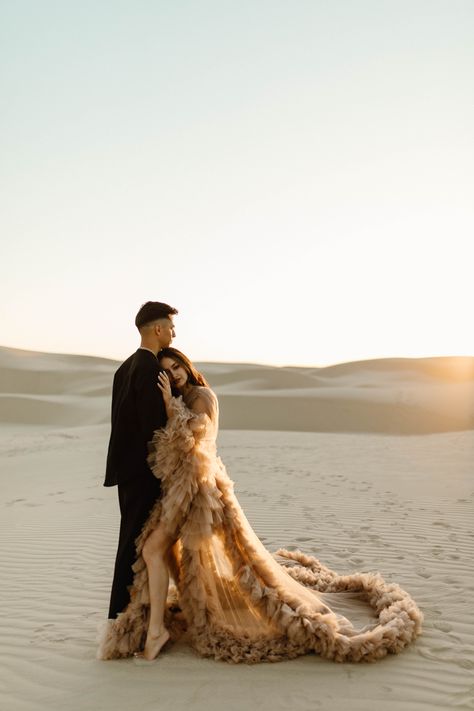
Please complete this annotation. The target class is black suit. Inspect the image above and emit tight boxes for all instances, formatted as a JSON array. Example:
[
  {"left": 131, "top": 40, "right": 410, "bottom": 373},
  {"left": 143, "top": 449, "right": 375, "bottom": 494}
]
[{"left": 104, "top": 348, "right": 166, "bottom": 618}]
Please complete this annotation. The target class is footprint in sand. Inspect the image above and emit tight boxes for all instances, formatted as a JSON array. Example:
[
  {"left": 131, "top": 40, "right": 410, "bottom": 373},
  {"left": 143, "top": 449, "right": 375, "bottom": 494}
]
[
  {"left": 418, "top": 645, "right": 453, "bottom": 663},
  {"left": 442, "top": 576, "right": 461, "bottom": 585},
  {"left": 458, "top": 659, "right": 474, "bottom": 670},
  {"left": 434, "top": 621, "right": 452, "bottom": 633},
  {"left": 416, "top": 568, "right": 432, "bottom": 579},
  {"left": 420, "top": 645, "right": 473, "bottom": 671}
]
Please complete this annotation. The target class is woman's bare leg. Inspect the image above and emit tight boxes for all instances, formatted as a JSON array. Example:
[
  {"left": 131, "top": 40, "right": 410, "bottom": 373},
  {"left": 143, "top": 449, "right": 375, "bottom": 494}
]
[{"left": 141, "top": 522, "right": 174, "bottom": 659}]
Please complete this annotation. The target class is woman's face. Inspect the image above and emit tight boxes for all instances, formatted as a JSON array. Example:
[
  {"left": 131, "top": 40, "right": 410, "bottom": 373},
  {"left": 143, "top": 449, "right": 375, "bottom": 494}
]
[{"left": 160, "top": 356, "right": 189, "bottom": 390}]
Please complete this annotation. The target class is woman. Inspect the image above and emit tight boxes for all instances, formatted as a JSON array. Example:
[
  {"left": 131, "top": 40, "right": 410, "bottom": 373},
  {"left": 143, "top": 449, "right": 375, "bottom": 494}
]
[{"left": 97, "top": 348, "right": 422, "bottom": 664}]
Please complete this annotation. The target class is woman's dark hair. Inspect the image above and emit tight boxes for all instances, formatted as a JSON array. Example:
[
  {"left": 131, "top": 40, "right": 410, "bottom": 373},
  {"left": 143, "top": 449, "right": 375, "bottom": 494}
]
[{"left": 158, "top": 347, "right": 209, "bottom": 387}]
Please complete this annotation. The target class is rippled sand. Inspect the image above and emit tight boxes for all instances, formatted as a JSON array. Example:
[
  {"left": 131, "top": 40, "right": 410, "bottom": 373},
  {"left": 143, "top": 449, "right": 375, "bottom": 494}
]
[{"left": 1, "top": 346, "right": 473, "bottom": 710}]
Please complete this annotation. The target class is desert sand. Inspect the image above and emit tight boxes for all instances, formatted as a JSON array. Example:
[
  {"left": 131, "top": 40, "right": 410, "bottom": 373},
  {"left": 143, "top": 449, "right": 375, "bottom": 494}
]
[{"left": 0, "top": 345, "right": 473, "bottom": 710}]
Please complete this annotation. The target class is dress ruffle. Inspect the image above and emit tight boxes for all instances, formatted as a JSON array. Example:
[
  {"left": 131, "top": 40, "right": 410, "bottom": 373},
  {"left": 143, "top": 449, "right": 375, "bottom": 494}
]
[{"left": 97, "top": 391, "right": 423, "bottom": 663}]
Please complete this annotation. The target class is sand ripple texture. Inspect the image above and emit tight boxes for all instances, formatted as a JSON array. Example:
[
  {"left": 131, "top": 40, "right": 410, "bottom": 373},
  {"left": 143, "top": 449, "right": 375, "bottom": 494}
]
[{"left": 1, "top": 422, "right": 473, "bottom": 711}]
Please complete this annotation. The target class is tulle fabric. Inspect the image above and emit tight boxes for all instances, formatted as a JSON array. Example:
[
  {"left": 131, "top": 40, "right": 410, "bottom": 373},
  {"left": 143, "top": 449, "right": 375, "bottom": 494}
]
[{"left": 97, "top": 387, "right": 422, "bottom": 663}]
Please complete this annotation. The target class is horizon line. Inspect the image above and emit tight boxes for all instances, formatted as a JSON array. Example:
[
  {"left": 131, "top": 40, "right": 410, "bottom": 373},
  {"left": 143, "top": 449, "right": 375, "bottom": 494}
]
[{"left": 1, "top": 342, "right": 473, "bottom": 370}]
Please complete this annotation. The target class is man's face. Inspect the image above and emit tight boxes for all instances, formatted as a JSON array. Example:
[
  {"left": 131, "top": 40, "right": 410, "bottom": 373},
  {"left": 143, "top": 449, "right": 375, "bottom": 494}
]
[{"left": 157, "top": 316, "right": 176, "bottom": 348}]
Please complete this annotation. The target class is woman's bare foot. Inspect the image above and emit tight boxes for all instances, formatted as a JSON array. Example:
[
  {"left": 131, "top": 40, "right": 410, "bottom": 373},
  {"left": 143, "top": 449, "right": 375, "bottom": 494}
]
[{"left": 142, "top": 627, "right": 170, "bottom": 661}]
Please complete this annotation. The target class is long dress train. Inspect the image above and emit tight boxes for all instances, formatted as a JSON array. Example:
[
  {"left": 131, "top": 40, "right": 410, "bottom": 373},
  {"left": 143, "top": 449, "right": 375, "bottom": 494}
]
[{"left": 97, "top": 387, "right": 422, "bottom": 663}]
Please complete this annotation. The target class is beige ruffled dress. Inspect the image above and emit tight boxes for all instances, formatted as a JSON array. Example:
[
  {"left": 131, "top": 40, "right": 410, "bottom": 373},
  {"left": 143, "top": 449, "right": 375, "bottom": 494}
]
[{"left": 97, "top": 386, "right": 422, "bottom": 663}]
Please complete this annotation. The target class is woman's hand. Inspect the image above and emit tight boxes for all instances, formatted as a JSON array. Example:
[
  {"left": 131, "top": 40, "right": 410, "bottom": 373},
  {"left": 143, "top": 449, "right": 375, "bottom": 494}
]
[{"left": 157, "top": 371, "right": 173, "bottom": 410}]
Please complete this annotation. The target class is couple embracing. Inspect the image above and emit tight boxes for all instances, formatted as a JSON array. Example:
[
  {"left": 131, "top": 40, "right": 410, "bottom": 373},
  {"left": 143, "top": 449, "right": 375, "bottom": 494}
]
[{"left": 97, "top": 301, "right": 422, "bottom": 665}]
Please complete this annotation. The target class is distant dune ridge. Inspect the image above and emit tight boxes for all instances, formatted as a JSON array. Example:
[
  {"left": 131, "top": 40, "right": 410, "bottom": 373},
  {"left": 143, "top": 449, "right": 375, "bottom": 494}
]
[{"left": 0, "top": 345, "right": 473, "bottom": 433}]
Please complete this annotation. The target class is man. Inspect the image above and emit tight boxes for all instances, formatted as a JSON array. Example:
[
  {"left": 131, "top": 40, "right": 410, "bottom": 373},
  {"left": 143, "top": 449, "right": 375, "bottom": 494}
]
[{"left": 104, "top": 300, "right": 178, "bottom": 619}]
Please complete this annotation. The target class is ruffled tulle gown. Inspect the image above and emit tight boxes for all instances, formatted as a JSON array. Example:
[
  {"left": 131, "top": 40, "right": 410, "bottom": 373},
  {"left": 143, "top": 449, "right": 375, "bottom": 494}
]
[{"left": 97, "top": 387, "right": 422, "bottom": 663}]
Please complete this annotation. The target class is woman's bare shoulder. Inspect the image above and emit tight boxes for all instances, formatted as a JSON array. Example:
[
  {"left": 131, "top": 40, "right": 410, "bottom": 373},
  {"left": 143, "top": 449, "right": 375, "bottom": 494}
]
[{"left": 189, "top": 386, "right": 218, "bottom": 413}]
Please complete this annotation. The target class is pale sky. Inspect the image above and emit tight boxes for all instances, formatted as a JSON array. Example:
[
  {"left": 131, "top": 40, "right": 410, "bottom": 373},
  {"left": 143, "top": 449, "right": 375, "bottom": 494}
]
[{"left": 1, "top": 1, "right": 473, "bottom": 366}]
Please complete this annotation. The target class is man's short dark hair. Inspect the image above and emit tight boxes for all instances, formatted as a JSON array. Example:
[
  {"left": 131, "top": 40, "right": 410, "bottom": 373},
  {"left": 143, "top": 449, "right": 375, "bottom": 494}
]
[{"left": 135, "top": 301, "right": 178, "bottom": 330}]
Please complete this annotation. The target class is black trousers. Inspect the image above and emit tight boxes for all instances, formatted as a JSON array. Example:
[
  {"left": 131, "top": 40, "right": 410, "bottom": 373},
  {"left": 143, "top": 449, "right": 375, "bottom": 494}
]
[{"left": 107, "top": 472, "right": 162, "bottom": 619}]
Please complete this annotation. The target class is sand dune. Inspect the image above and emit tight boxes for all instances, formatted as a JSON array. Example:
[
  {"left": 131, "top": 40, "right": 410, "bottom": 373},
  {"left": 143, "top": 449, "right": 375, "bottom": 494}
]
[
  {"left": 1, "top": 345, "right": 473, "bottom": 710},
  {"left": 0, "top": 346, "right": 115, "bottom": 426},
  {"left": 1, "top": 345, "right": 473, "bottom": 433}
]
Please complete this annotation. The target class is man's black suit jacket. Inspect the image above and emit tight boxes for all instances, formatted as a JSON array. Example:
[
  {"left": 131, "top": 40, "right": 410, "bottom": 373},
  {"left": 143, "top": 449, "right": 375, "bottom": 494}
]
[{"left": 104, "top": 348, "right": 167, "bottom": 487}]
